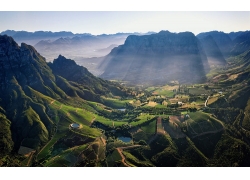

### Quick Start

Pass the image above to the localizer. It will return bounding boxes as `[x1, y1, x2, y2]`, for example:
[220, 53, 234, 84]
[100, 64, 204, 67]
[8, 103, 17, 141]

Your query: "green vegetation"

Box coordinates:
[95, 115, 127, 127]
[123, 151, 153, 167]
[2, 34, 250, 167]
[212, 134, 250, 166]
[101, 97, 130, 109]
[130, 114, 155, 126]
[184, 111, 224, 138]
[141, 120, 156, 134]
[154, 89, 175, 97]
[0, 113, 14, 157]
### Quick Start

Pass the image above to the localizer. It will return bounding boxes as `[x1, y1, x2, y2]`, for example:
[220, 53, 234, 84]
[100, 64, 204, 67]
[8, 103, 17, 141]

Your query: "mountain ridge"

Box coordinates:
[0, 35, 131, 158]
[99, 31, 209, 85]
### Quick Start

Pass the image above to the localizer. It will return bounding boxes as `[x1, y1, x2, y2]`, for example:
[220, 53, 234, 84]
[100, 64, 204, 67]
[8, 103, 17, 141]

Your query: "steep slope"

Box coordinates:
[0, 35, 60, 151]
[199, 35, 227, 66]
[231, 31, 250, 56]
[0, 35, 131, 154]
[197, 31, 233, 58]
[99, 31, 209, 85]
[228, 31, 245, 41]
[48, 55, 129, 100]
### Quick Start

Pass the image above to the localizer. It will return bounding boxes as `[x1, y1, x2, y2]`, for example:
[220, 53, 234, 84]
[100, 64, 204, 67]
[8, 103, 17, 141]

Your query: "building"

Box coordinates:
[70, 123, 80, 129]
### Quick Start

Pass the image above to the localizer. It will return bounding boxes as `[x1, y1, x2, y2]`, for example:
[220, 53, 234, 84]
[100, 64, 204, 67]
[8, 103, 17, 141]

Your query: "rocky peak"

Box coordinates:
[53, 55, 77, 67]
[158, 30, 171, 35]
[123, 31, 199, 55]
[0, 35, 19, 55]
[49, 55, 90, 82]
[0, 35, 55, 92]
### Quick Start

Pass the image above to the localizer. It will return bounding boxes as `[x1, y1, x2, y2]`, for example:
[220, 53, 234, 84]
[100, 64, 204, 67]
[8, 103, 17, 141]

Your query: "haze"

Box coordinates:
[0, 11, 249, 35]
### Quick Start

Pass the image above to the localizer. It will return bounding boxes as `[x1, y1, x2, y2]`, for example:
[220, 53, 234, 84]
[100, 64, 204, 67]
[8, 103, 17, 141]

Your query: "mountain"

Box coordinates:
[230, 31, 250, 56]
[0, 30, 156, 76]
[33, 34, 128, 63]
[197, 31, 233, 58]
[199, 35, 227, 67]
[2, 30, 250, 167]
[33, 33, 150, 62]
[228, 31, 246, 41]
[0, 30, 89, 41]
[0, 35, 131, 165]
[0, 30, 83, 46]
[48, 55, 129, 100]
[0, 35, 58, 153]
[99, 31, 209, 85]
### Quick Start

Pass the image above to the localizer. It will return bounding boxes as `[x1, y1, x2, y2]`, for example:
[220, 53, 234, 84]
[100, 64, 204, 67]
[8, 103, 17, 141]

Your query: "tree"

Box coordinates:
[138, 140, 147, 145]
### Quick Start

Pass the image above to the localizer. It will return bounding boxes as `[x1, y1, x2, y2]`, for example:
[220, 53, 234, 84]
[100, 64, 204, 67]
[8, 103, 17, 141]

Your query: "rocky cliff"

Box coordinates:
[231, 31, 250, 56]
[99, 31, 209, 85]
[197, 31, 233, 58]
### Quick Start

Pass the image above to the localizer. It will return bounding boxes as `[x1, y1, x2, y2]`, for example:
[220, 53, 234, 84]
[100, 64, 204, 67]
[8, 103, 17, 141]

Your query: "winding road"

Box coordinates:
[205, 96, 210, 107]
[116, 145, 141, 167]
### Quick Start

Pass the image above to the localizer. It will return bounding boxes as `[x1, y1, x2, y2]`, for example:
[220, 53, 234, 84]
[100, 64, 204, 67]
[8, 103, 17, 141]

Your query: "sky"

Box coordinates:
[0, 1, 250, 35]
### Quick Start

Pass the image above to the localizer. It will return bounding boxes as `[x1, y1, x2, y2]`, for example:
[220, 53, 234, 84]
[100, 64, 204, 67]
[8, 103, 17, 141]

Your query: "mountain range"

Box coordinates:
[99, 31, 209, 85]
[0, 35, 131, 165]
[1, 28, 250, 167]
[0, 30, 155, 64]
[98, 30, 250, 85]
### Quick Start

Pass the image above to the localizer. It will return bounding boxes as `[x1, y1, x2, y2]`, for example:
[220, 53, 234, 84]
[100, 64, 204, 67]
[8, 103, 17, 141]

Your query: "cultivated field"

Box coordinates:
[184, 111, 224, 138]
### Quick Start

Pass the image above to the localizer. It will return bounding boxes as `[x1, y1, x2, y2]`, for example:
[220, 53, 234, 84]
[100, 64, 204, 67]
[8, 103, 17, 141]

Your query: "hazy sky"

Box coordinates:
[0, 11, 249, 35]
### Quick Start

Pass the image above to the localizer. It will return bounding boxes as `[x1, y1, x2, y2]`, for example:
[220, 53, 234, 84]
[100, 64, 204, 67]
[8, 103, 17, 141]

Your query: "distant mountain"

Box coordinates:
[197, 31, 233, 58]
[0, 30, 91, 40]
[33, 33, 155, 65]
[199, 35, 226, 66]
[99, 31, 209, 85]
[0, 30, 154, 46]
[35, 35, 99, 48]
[0, 30, 82, 47]
[33, 35, 126, 62]
[0, 30, 156, 75]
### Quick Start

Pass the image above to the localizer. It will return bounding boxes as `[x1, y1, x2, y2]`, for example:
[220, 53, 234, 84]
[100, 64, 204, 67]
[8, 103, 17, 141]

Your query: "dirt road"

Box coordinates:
[205, 96, 210, 107]
[116, 145, 141, 167]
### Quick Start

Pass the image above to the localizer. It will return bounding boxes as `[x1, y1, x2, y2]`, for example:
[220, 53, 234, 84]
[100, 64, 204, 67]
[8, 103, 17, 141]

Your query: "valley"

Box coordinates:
[1, 29, 250, 167]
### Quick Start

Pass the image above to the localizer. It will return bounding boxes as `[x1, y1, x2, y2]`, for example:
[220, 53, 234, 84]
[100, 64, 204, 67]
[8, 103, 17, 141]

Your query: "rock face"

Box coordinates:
[231, 31, 250, 56]
[228, 31, 245, 41]
[199, 35, 227, 66]
[0, 35, 57, 94]
[196, 31, 233, 58]
[0, 35, 54, 150]
[99, 31, 209, 85]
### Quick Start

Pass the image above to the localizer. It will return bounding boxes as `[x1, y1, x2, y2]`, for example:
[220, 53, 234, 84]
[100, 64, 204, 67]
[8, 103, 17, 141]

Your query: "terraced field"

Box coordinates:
[130, 113, 155, 127]
[36, 99, 105, 163]
[133, 119, 156, 142]
[184, 111, 224, 138]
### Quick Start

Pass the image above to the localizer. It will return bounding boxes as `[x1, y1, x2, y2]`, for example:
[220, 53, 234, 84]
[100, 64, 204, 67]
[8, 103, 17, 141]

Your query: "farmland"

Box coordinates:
[21, 81, 249, 167]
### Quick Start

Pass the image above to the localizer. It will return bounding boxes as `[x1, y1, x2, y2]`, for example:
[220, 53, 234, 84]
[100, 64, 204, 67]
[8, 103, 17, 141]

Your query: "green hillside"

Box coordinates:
[1, 31, 250, 167]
